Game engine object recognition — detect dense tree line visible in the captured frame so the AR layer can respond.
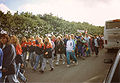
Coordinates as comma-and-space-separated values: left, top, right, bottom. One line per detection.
0, 10, 104, 37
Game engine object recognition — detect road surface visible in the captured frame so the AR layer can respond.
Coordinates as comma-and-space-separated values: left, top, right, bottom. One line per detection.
24, 49, 116, 83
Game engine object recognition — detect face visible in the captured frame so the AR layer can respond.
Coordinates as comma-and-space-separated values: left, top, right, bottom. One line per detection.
22, 37, 26, 42
10, 36, 15, 44
71, 35, 74, 39
68, 36, 71, 40
80, 33, 82, 36
36, 36, 39, 40
86, 34, 88, 37
81, 37, 83, 40
38, 38, 42, 43
52, 36, 55, 39
0, 37, 7, 44
45, 38, 49, 42
65, 35, 68, 38
31, 37, 34, 41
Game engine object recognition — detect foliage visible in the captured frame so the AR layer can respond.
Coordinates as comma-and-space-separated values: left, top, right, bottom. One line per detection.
0, 10, 104, 37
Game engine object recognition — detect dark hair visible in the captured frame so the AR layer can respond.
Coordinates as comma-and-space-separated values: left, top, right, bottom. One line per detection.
1, 34, 10, 44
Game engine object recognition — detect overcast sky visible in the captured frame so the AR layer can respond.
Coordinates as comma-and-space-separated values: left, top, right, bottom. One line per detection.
0, 0, 120, 26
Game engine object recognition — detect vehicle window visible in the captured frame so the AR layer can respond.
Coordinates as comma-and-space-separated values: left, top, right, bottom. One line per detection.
106, 22, 120, 29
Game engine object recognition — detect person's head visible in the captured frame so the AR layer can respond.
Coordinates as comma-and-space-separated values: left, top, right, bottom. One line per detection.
21, 37, 27, 42
86, 34, 89, 37
30, 36, 34, 41
51, 35, 56, 40
38, 37, 43, 43
10, 35, 20, 46
28, 38, 31, 42
79, 33, 82, 36
65, 34, 68, 39
94, 35, 97, 38
0, 34, 10, 45
36, 35, 39, 40
71, 34, 74, 39
68, 35, 71, 40
81, 37, 84, 40
57, 36, 61, 41
44, 36, 51, 43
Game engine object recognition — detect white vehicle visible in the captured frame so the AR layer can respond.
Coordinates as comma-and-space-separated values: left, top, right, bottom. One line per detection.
104, 19, 120, 50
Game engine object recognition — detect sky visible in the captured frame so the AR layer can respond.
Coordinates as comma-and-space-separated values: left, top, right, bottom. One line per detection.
0, 0, 120, 26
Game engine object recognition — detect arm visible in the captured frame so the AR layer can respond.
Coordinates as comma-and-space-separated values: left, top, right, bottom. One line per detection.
73, 40, 76, 51
0, 49, 3, 69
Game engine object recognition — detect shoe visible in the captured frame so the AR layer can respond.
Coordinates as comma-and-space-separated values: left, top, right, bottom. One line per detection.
67, 65, 70, 68
32, 68, 36, 71
39, 70, 44, 73
50, 68, 54, 71
63, 62, 65, 64
72, 61, 75, 64
55, 62, 59, 65
75, 61, 78, 65
23, 79, 27, 83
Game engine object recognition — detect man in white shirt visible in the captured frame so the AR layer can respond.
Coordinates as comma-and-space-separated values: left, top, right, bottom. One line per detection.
66, 35, 78, 67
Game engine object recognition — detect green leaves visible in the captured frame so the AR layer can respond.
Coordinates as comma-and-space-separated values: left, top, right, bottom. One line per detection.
0, 10, 104, 37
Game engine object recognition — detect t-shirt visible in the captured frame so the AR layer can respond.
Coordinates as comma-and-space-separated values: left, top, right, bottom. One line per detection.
66, 39, 74, 52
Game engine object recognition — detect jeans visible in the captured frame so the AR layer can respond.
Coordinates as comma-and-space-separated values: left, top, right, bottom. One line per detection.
0, 74, 20, 83
33, 54, 43, 70
23, 52, 27, 67
52, 52, 55, 60
29, 52, 35, 67
16, 63, 26, 82
41, 58, 53, 71
66, 51, 77, 65
56, 54, 65, 63
94, 46, 99, 55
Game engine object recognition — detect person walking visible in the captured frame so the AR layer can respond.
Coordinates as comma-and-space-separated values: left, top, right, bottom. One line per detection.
21, 37, 28, 68
33, 37, 44, 71
10, 35, 27, 82
28, 36, 36, 68
66, 35, 78, 67
55, 36, 65, 65
0, 34, 20, 83
94, 35, 99, 56
40, 37, 54, 73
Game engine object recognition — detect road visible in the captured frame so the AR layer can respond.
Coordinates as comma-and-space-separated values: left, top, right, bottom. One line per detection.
24, 49, 116, 83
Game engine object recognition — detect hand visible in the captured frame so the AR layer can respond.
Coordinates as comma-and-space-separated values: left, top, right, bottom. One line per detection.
59, 49, 60, 51
21, 64, 24, 68
45, 52, 48, 55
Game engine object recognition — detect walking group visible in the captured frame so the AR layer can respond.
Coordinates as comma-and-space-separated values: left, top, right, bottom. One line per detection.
0, 32, 104, 83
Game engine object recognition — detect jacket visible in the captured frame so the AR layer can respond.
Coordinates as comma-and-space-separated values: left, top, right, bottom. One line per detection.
35, 43, 44, 55
28, 41, 36, 52
55, 40, 65, 54
2, 44, 16, 76
43, 42, 52, 58
15, 44, 23, 65
21, 42, 28, 53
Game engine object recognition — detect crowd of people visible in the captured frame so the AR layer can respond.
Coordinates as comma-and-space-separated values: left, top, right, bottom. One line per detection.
0, 32, 104, 83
